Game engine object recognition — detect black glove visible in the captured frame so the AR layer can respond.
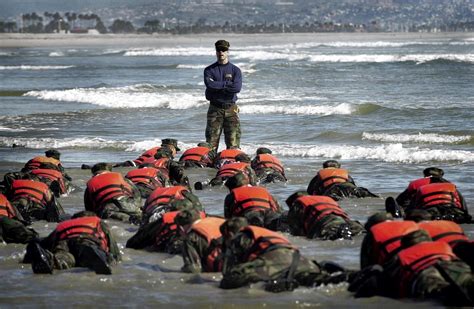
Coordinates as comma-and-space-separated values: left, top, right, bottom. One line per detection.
348, 265, 383, 298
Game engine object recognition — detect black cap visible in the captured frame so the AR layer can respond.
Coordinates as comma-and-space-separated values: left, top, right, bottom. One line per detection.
225, 172, 249, 190
45, 149, 61, 160
365, 212, 392, 230
235, 153, 251, 163
285, 191, 308, 207
323, 160, 341, 168
256, 147, 272, 155
161, 138, 180, 151
91, 162, 112, 174
423, 167, 444, 177
215, 40, 230, 51
197, 142, 212, 148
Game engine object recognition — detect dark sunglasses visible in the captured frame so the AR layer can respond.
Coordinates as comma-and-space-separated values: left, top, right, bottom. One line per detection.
216, 48, 228, 52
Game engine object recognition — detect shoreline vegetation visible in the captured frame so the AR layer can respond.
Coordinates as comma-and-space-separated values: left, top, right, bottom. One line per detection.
1, 32, 473, 48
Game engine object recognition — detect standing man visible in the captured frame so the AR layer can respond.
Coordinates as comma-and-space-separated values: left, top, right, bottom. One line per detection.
204, 40, 242, 151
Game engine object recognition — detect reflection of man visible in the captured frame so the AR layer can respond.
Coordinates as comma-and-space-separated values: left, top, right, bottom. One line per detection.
204, 39, 242, 151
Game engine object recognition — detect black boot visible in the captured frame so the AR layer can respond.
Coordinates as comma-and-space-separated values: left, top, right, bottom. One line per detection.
77, 245, 112, 275
27, 240, 54, 274
385, 196, 404, 218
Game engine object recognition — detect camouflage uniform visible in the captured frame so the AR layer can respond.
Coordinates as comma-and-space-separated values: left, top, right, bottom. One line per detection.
205, 104, 241, 151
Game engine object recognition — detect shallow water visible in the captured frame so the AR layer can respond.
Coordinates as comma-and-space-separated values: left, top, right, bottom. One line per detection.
0, 32, 473, 306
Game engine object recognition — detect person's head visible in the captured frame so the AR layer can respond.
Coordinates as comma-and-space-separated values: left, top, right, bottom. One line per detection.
170, 197, 195, 211
364, 212, 392, 230
256, 147, 272, 155
220, 217, 248, 243
71, 210, 97, 219
45, 149, 61, 160
197, 142, 212, 149
154, 147, 173, 159
323, 160, 341, 168
285, 190, 309, 208
225, 172, 250, 190
161, 138, 180, 155
423, 167, 444, 178
405, 209, 432, 223
401, 229, 431, 249
174, 209, 202, 235
91, 162, 112, 175
235, 153, 251, 163
215, 39, 230, 64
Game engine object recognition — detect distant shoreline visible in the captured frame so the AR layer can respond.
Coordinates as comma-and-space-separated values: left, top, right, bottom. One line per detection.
1, 32, 473, 48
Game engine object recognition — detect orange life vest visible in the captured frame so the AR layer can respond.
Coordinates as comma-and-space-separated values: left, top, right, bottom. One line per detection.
86, 172, 134, 210
156, 210, 206, 249
216, 162, 250, 179
370, 220, 420, 265
215, 149, 244, 166
133, 147, 161, 165
407, 177, 432, 193
30, 168, 67, 194
55, 216, 109, 252
231, 186, 278, 216
415, 183, 462, 209
179, 147, 212, 165
296, 195, 349, 234
11, 179, 50, 207
418, 220, 468, 247
125, 167, 166, 189
24, 156, 61, 171
253, 154, 285, 175
398, 241, 457, 297
241, 226, 295, 262
144, 186, 188, 214
317, 168, 350, 189
0, 193, 16, 218
191, 217, 225, 272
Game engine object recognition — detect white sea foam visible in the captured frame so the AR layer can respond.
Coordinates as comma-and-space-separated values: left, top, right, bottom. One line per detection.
0, 65, 74, 70
124, 47, 211, 57
251, 143, 474, 163
239, 103, 354, 115
363, 132, 472, 144
49, 51, 65, 57
0, 126, 27, 132
24, 85, 207, 109
0, 137, 130, 149
177, 62, 256, 74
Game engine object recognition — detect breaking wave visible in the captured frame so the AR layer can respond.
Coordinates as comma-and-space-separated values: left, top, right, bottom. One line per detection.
240, 103, 354, 115
362, 132, 472, 144
23, 84, 207, 109
0, 65, 75, 70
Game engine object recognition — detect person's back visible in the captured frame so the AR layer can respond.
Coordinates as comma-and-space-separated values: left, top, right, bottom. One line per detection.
26, 211, 121, 275
143, 185, 191, 223
125, 166, 169, 198
287, 193, 363, 240
411, 182, 470, 223
179, 143, 216, 168
251, 148, 287, 183
396, 167, 449, 208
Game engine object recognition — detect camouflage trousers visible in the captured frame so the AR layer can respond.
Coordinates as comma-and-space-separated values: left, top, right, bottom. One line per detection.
205, 104, 241, 151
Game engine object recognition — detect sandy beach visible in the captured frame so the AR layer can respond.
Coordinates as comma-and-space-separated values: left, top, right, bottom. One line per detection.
1, 32, 473, 48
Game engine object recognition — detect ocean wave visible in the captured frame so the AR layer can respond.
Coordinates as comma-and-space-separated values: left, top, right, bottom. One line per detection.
0, 137, 131, 149
23, 84, 207, 109
48, 51, 65, 57
124, 47, 211, 57
250, 143, 474, 164
0, 126, 27, 132
362, 132, 472, 144
177, 62, 256, 74
233, 51, 474, 64
239, 103, 354, 115
0, 65, 75, 70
